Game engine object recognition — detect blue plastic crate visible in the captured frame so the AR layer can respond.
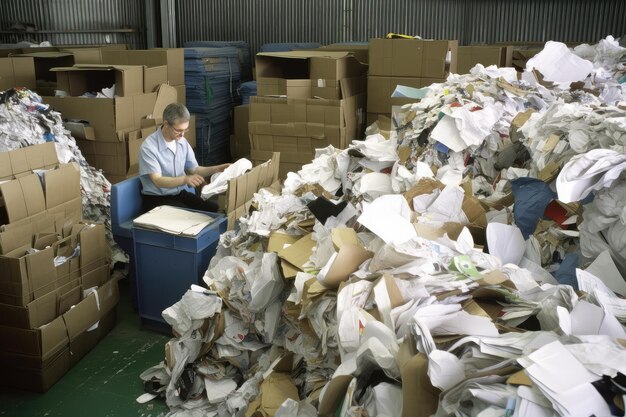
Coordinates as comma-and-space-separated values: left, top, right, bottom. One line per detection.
132, 211, 227, 333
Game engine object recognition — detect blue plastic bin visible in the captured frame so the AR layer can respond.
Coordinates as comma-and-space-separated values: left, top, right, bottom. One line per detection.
132, 211, 227, 333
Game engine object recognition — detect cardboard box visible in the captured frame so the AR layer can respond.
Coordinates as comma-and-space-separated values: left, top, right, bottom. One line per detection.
318, 43, 368, 64
511, 47, 542, 72
77, 134, 145, 178
0, 57, 36, 91
144, 65, 167, 93
51, 64, 143, 97
0, 314, 68, 360
0, 162, 81, 227
59, 47, 103, 65
255, 51, 367, 99
0, 346, 71, 392
101, 48, 185, 85
249, 94, 366, 177
43, 92, 158, 139
231, 104, 250, 159
173, 84, 186, 105
367, 76, 445, 114
221, 152, 279, 230
457, 45, 513, 74
13, 52, 75, 89
0, 141, 58, 180
369, 38, 458, 78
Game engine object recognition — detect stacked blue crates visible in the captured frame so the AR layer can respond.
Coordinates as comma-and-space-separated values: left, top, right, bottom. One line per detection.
184, 47, 241, 165
239, 81, 257, 105
184, 40, 252, 81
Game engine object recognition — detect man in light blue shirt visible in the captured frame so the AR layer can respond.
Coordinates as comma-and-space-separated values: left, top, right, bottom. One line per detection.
138, 103, 229, 211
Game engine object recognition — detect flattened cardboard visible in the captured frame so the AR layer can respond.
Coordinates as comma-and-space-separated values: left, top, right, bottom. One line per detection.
396, 340, 440, 417
317, 375, 353, 416
330, 228, 359, 250
152, 83, 178, 119
320, 244, 373, 289
277, 233, 315, 271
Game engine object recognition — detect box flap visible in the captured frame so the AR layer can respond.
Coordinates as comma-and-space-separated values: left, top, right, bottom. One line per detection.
152, 84, 178, 119
62, 292, 99, 341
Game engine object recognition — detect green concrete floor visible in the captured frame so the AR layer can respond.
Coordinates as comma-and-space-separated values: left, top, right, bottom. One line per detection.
0, 279, 171, 417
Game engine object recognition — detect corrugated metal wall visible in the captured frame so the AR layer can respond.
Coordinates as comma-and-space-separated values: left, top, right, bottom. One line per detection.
0, 0, 624, 52
175, 0, 343, 52
176, 0, 626, 54
0, 0, 146, 48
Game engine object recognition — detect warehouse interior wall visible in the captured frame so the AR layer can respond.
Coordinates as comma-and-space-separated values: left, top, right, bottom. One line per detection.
0, 0, 624, 53
0, 0, 147, 48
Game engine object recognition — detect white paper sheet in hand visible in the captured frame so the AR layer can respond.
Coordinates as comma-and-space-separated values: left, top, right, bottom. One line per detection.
200, 158, 252, 199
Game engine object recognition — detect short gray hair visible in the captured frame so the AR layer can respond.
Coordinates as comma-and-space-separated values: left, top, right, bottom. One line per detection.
163, 103, 190, 125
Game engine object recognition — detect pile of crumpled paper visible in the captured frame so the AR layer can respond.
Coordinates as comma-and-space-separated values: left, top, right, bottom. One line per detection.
141, 37, 626, 417
0, 88, 126, 264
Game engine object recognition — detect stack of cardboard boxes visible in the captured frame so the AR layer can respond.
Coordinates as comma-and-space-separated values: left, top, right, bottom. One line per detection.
231, 104, 251, 160
35, 48, 186, 184
456, 45, 513, 74
0, 142, 118, 392
366, 38, 458, 124
249, 51, 368, 178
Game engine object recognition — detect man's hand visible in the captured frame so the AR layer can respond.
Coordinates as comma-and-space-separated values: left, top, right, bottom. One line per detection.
215, 163, 231, 173
184, 174, 205, 187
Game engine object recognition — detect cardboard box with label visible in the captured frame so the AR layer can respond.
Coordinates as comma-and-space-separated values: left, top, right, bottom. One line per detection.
367, 76, 445, 114
231, 104, 250, 159
255, 51, 367, 99
51, 64, 144, 97
369, 38, 458, 78
457, 45, 513, 74
0, 57, 36, 91
101, 48, 184, 85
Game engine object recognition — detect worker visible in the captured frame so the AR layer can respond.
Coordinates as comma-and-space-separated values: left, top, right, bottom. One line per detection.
138, 102, 230, 211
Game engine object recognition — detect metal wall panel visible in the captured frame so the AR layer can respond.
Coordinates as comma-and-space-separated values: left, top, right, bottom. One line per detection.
176, 0, 344, 53
176, 0, 626, 55
0, 0, 624, 52
0, 0, 146, 48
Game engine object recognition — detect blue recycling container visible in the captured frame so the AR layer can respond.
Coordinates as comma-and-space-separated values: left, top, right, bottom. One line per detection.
132, 211, 227, 333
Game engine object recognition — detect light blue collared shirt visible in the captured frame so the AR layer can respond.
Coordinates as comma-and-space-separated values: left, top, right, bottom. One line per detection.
138, 127, 198, 196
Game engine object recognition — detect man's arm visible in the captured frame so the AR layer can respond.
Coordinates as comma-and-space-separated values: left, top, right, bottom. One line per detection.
188, 163, 231, 178
149, 172, 205, 188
